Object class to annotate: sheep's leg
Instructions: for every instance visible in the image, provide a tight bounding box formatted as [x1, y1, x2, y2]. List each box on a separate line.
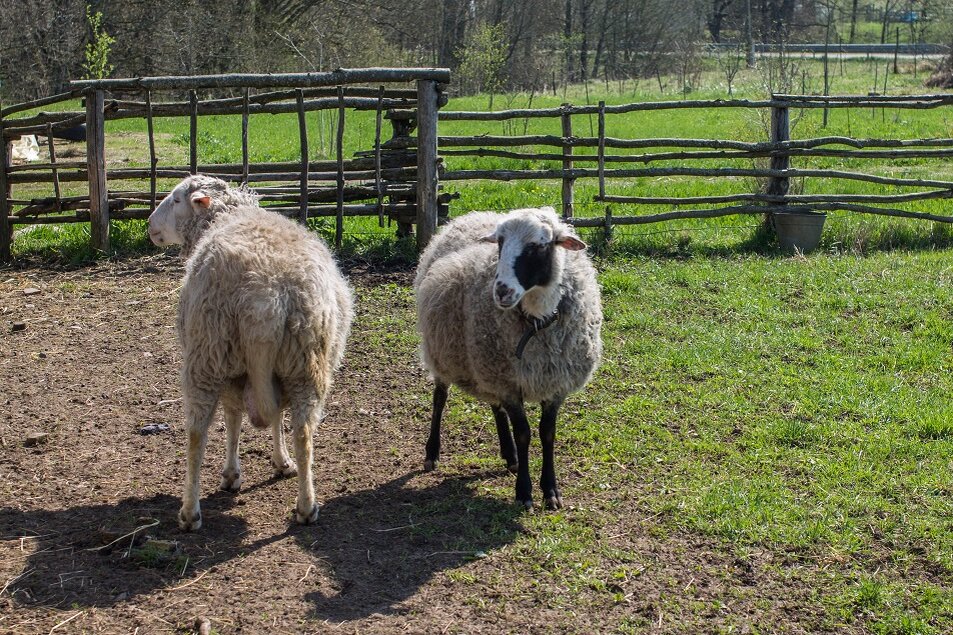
[220, 405, 243, 492]
[492, 404, 518, 474]
[424, 381, 449, 472]
[503, 401, 533, 510]
[179, 391, 218, 531]
[290, 398, 320, 525]
[539, 398, 564, 510]
[271, 416, 297, 478]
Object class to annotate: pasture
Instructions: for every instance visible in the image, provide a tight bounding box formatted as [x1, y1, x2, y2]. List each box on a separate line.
[2, 59, 953, 634]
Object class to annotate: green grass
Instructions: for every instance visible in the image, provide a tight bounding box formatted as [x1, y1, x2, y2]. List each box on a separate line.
[423, 248, 953, 632]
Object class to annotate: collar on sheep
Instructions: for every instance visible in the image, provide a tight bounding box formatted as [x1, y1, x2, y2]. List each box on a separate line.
[515, 296, 567, 360]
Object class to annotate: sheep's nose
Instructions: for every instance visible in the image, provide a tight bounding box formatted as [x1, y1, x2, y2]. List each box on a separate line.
[495, 281, 517, 307]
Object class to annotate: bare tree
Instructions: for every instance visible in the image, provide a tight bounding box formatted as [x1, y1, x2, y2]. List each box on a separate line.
[715, 43, 745, 95]
[708, 0, 734, 43]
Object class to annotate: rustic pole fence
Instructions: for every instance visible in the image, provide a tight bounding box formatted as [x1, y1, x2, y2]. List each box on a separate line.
[0, 123, 10, 262]
[0, 69, 452, 260]
[241, 89, 250, 186]
[416, 79, 440, 250]
[560, 104, 574, 219]
[438, 93, 953, 233]
[335, 87, 346, 246]
[146, 90, 157, 213]
[767, 102, 790, 207]
[45, 123, 61, 213]
[189, 90, 198, 175]
[85, 89, 109, 252]
[4, 77, 953, 261]
[374, 85, 385, 227]
[297, 89, 310, 225]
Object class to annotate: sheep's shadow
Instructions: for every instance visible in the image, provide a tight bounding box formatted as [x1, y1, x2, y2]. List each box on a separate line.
[0, 488, 257, 609]
[0, 471, 523, 619]
[296, 471, 524, 622]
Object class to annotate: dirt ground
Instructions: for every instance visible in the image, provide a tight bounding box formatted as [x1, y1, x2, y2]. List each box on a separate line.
[0, 255, 840, 634]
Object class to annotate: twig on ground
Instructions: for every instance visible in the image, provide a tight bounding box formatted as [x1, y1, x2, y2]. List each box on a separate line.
[0, 568, 35, 596]
[85, 519, 159, 553]
[370, 523, 416, 532]
[170, 570, 208, 591]
[49, 610, 85, 634]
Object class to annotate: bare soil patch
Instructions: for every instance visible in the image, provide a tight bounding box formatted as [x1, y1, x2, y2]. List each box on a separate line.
[1, 257, 848, 634]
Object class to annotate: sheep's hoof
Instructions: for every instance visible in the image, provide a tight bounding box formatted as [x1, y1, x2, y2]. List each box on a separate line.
[544, 494, 563, 511]
[423, 458, 438, 472]
[178, 508, 202, 532]
[295, 503, 320, 525]
[515, 497, 534, 511]
[505, 461, 519, 475]
[273, 461, 297, 478]
[220, 470, 242, 492]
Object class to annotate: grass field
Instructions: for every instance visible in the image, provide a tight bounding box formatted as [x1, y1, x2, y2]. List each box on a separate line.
[4, 59, 953, 633]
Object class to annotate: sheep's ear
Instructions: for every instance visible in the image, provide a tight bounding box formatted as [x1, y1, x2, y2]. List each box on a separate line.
[190, 191, 211, 209]
[555, 234, 586, 251]
[479, 230, 498, 243]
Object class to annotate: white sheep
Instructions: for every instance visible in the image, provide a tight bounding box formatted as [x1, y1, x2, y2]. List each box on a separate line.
[148, 175, 353, 530]
[415, 207, 602, 510]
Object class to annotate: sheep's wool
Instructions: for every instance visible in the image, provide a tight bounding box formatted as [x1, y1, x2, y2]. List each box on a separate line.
[179, 202, 353, 405]
[415, 211, 602, 405]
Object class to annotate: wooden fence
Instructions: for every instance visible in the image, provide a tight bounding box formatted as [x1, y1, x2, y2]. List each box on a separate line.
[3, 73, 953, 262]
[0, 68, 450, 261]
[420, 93, 953, 231]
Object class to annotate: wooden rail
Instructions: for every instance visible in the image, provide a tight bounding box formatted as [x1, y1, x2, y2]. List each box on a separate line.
[3, 83, 953, 261]
[0, 68, 448, 261]
[436, 93, 953, 236]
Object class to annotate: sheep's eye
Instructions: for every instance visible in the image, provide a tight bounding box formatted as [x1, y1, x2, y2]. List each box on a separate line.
[173, 197, 180, 204]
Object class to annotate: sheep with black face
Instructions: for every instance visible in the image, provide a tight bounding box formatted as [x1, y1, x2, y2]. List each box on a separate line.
[415, 207, 603, 509]
[148, 175, 353, 530]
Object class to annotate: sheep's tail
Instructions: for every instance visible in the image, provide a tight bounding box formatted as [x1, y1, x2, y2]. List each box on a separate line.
[243, 347, 281, 429]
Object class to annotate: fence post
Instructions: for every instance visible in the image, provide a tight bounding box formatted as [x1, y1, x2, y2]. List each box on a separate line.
[767, 101, 790, 202]
[296, 89, 310, 225]
[241, 88, 250, 186]
[0, 129, 10, 263]
[189, 90, 198, 174]
[416, 79, 439, 251]
[334, 87, 345, 247]
[86, 89, 109, 253]
[45, 123, 61, 213]
[560, 104, 574, 219]
[146, 90, 157, 213]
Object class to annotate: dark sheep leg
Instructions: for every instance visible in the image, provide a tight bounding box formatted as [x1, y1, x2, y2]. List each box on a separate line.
[503, 401, 533, 509]
[492, 404, 518, 474]
[539, 398, 564, 510]
[424, 381, 449, 471]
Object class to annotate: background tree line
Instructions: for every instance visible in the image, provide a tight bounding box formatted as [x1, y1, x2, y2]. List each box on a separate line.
[1, 0, 951, 102]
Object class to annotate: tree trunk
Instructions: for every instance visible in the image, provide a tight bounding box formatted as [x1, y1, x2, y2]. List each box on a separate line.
[848, 0, 859, 43]
[564, 0, 574, 81]
[707, 0, 731, 43]
[439, 0, 465, 68]
[579, 0, 589, 82]
[592, 0, 611, 80]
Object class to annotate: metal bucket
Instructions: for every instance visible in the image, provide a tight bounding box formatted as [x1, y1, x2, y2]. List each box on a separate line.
[772, 210, 827, 254]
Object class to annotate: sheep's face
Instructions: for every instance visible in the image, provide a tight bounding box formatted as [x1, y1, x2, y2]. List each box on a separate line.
[481, 207, 586, 310]
[147, 178, 214, 246]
